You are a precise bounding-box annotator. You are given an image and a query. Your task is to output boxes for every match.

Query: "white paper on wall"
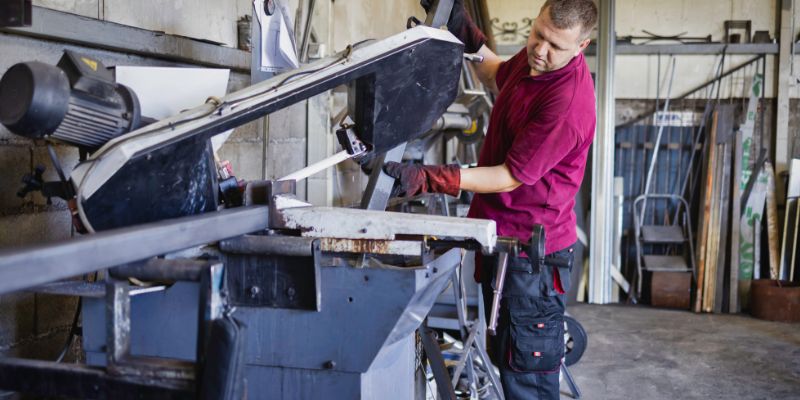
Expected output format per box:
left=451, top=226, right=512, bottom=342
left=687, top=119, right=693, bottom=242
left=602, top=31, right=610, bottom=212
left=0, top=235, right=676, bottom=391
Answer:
left=114, top=66, right=232, bottom=152
left=254, top=0, right=300, bottom=72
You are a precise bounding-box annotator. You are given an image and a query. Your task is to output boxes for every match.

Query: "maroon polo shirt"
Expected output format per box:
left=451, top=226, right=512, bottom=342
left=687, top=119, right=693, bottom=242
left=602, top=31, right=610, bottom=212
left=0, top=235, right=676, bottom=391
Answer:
left=468, top=49, right=596, bottom=262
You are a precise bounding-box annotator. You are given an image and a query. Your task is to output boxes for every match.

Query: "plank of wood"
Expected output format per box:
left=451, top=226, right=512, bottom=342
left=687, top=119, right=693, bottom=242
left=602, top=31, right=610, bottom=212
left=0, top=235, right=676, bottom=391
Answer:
left=704, top=141, right=723, bottom=313
left=694, top=110, right=719, bottom=313
left=729, top=132, right=743, bottom=313
left=784, top=199, right=798, bottom=280
left=714, top=141, right=732, bottom=313
left=791, top=203, right=800, bottom=282
left=765, top=161, right=780, bottom=281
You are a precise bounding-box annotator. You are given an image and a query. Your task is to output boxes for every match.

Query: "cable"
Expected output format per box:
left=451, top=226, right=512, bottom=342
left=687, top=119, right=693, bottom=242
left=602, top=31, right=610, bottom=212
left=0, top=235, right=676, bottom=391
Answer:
left=55, top=299, right=82, bottom=363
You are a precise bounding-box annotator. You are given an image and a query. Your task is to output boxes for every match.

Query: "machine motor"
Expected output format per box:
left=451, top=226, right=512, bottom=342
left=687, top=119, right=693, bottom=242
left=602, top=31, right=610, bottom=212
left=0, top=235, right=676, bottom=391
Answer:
left=0, top=50, right=142, bottom=150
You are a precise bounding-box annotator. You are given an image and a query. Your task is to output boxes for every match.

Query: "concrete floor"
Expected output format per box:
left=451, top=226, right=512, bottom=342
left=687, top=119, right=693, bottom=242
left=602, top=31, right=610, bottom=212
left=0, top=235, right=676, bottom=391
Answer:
left=563, top=305, right=800, bottom=400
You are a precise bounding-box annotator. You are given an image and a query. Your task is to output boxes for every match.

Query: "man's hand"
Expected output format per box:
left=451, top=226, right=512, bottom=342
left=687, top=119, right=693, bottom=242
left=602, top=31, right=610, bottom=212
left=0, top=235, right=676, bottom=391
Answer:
left=383, top=162, right=461, bottom=197
left=420, top=0, right=486, bottom=54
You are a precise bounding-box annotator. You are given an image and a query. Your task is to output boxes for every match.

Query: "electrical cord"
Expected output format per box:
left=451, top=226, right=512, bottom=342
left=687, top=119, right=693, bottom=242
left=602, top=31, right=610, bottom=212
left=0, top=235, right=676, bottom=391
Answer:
left=75, top=40, right=375, bottom=231
left=55, top=298, right=82, bottom=363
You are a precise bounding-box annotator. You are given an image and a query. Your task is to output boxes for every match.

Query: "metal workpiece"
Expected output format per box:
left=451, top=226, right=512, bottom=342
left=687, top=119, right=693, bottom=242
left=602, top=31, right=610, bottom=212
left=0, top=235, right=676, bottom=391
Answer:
left=0, top=206, right=269, bottom=296
left=318, top=238, right=425, bottom=257
left=221, top=234, right=426, bottom=257
left=72, top=26, right=463, bottom=230
left=275, top=206, right=497, bottom=253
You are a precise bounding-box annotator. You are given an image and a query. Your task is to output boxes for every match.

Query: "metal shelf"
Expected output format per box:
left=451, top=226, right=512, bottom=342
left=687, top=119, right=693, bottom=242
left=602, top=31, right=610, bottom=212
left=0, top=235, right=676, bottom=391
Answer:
left=497, top=42, right=779, bottom=57
left=0, top=6, right=249, bottom=72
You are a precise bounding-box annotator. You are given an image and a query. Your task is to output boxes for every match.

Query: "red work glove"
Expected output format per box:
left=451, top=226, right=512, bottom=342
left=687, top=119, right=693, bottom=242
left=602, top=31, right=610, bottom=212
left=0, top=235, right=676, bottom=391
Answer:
left=384, top=162, right=461, bottom=198
left=420, top=0, right=487, bottom=54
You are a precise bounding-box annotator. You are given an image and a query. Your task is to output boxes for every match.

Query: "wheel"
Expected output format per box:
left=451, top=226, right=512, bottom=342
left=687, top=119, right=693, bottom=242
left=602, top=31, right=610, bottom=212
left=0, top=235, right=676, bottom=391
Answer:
left=564, top=315, right=588, bottom=366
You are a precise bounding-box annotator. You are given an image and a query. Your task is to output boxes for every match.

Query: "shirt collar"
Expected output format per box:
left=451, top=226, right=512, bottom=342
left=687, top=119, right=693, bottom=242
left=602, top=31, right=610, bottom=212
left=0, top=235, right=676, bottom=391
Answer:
left=525, top=52, right=584, bottom=82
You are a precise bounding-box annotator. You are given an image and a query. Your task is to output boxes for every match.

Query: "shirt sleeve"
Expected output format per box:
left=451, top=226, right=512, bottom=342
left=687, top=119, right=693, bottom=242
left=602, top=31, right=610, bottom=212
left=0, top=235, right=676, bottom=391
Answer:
left=495, top=49, right=526, bottom=91
left=505, top=116, right=579, bottom=186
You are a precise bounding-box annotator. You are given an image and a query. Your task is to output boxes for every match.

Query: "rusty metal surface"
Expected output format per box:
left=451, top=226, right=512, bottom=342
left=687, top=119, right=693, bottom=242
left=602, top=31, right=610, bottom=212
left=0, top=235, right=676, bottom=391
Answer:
left=649, top=271, right=691, bottom=309
left=750, top=279, right=800, bottom=322
left=276, top=206, right=497, bottom=253
left=319, top=238, right=421, bottom=256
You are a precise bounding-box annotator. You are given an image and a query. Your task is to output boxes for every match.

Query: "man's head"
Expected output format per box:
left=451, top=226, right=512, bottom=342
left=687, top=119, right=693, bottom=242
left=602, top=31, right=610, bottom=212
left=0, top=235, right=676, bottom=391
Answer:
left=526, top=0, right=598, bottom=75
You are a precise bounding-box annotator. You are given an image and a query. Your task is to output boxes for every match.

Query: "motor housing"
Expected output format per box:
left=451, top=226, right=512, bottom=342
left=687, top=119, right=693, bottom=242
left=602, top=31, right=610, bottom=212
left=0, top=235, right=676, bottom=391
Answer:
left=0, top=50, right=142, bottom=150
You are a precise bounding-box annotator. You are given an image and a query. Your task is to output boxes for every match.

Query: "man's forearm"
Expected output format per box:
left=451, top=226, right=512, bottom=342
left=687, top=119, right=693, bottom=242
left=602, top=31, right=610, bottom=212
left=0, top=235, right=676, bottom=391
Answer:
left=460, top=163, right=522, bottom=193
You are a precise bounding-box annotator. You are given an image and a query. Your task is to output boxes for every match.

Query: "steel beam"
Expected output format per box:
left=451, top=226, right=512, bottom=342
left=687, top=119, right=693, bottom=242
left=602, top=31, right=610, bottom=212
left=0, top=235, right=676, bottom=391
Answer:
left=0, top=206, right=269, bottom=296
left=589, top=0, right=615, bottom=304
left=0, top=6, right=249, bottom=72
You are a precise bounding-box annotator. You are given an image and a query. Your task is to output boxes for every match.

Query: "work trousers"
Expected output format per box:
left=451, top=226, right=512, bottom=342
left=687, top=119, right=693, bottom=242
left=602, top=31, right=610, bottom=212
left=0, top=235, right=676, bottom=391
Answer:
left=481, top=246, right=574, bottom=400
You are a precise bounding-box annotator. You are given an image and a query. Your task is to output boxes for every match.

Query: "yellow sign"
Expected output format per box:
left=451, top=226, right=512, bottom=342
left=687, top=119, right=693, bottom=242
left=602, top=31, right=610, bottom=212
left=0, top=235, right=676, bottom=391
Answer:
left=81, top=57, right=98, bottom=71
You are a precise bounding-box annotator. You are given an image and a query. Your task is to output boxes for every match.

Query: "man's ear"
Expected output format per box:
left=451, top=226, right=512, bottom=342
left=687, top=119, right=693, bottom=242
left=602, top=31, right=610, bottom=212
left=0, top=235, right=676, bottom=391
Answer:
left=576, top=38, right=591, bottom=55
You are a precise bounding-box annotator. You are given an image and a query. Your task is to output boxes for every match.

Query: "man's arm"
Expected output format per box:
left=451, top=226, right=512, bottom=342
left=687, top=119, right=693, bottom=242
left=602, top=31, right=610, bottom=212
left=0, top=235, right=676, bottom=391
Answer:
left=460, top=163, right=522, bottom=193
left=383, top=161, right=522, bottom=197
left=472, top=45, right=504, bottom=95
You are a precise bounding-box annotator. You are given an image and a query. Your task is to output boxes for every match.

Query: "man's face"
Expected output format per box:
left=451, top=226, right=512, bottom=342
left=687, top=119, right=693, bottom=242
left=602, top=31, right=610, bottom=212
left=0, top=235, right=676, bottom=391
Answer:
left=526, top=7, right=590, bottom=75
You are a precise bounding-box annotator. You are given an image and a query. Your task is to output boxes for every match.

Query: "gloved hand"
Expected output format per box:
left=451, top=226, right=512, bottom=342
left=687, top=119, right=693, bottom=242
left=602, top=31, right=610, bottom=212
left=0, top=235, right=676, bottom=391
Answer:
left=384, top=162, right=461, bottom=197
left=420, top=0, right=487, bottom=53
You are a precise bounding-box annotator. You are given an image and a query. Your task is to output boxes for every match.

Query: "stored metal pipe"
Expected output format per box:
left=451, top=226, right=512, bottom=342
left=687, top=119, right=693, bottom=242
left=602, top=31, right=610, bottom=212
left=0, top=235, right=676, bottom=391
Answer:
left=219, top=235, right=316, bottom=257
left=110, top=259, right=218, bottom=282
left=0, top=206, right=270, bottom=296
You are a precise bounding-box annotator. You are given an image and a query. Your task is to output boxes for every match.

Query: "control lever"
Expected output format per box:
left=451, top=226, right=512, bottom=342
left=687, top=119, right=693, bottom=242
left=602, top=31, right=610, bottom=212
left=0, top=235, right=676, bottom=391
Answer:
left=487, top=224, right=545, bottom=336
left=16, top=164, right=74, bottom=204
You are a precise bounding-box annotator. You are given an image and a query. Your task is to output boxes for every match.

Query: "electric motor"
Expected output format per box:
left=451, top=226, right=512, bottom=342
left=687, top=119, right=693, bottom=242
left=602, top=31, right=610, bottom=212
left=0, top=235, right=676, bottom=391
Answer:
left=0, top=51, right=142, bottom=150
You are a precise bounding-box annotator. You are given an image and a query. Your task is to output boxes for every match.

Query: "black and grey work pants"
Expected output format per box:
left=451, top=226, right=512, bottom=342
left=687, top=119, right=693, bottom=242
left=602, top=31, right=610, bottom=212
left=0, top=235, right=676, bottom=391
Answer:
left=481, top=246, right=574, bottom=400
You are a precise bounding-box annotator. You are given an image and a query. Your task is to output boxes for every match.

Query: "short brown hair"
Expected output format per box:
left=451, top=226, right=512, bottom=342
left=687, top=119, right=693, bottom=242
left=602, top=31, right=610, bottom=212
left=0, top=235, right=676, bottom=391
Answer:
left=541, top=0, right=598, bottom=39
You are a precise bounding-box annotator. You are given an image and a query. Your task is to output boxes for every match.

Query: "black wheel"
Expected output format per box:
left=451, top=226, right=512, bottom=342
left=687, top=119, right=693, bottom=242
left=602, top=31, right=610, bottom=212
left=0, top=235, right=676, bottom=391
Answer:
left=564, top=315, right=588, bottom=366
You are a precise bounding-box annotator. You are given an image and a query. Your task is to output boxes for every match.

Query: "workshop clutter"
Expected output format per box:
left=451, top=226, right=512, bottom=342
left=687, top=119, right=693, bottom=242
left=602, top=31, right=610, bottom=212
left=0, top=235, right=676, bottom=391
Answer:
left=616, top=54, right=799, bottom=318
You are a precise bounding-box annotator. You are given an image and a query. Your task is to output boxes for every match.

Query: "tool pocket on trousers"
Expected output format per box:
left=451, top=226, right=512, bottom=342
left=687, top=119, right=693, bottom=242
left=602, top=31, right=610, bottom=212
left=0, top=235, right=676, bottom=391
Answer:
left=543, top=247, right=574, bottom=296
left=507, top=309, right=564, bottom=373
left=504, top=258, right=542, bottom=298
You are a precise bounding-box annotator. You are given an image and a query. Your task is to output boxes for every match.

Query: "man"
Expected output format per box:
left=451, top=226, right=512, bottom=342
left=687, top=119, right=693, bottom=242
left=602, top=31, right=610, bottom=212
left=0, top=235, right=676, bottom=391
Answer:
left=385, top=0, right=597, bottom=398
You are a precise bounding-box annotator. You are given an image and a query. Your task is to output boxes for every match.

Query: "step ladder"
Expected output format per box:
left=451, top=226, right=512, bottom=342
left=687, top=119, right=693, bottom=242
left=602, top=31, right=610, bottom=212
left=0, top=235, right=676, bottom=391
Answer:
left=633, top=194, right=696, bottom=300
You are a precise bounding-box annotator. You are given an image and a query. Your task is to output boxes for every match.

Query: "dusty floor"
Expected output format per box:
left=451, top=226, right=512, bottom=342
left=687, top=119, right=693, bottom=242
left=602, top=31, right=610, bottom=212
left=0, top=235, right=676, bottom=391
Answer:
left=563, top=304, right=800, bottom=400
